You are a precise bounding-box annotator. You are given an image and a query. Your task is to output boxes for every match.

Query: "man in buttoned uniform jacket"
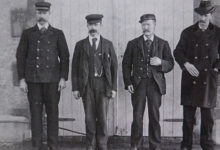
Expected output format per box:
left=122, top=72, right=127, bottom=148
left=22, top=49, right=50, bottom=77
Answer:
left=173, top=1, right=220, bottom=150
left=16, top=2, right=69, bottom=150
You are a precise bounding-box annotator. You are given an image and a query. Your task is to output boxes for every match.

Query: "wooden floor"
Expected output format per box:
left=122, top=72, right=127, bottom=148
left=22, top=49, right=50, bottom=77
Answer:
left=0, top=139, right=220, bottom=150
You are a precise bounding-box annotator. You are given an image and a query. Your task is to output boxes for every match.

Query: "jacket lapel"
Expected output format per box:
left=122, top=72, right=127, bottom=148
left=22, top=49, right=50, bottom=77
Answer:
left=83, top=37, right=90, bottom=56
left=152, top=35, right=159, bottom=56
left=137, top=36, right=145, bottom=58
left=100, top=36, right=107, bottom=61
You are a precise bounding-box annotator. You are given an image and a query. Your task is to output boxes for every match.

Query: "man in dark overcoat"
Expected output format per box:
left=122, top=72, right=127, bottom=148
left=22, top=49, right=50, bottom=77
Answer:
left=122, top=14, right=174, bottom=150
left=16, top=2, right=69, bottom=150
left=173, top=1, right=220, bottom=150
left=71, top=14, right=118, bottom=150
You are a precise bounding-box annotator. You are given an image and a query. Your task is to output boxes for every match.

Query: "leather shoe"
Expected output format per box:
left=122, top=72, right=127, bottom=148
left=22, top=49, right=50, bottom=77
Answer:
left=181, top=147, right=188, bottom=150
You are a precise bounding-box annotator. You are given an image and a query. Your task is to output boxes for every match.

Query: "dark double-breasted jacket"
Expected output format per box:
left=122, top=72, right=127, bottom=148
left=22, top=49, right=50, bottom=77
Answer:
left=71, top=36, right=118, bottom=95
left=122, top=35, right=174, bottom=95
left=174, top=22, right=220, bottom=108
left=16, top=24, right=70, bottom=83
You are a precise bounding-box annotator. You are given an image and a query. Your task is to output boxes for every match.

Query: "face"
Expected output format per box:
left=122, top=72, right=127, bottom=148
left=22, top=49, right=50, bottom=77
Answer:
left=87, top=22, right=102, bottom=37
left=36, top=10, right=50, bottom=25
left=141, top=20, right=156, bottom=37
left=198, top=13, right=212, bottom=28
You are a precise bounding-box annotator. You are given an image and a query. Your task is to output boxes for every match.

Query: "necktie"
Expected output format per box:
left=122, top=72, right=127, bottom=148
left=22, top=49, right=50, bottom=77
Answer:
left=145, top=39, right=152, bottom=49
left=92, top=38, right=97, bottom=50
left=40, top=27, right=47, bottom=34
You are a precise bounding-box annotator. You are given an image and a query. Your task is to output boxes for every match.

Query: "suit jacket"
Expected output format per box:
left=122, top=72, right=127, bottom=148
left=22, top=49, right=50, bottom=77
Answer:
left=72, top=36, right=118, bottom=95
left=122, top=35, right=174, bottom=95
left=174, top=22, right=220, bottom=108
left=16, top=24, right=70, bottom=83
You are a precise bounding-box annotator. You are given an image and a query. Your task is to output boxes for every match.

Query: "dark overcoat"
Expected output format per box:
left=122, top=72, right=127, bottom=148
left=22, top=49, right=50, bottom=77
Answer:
left=122, top=35, right=174, bottom=95
left=16, top=24, right=70, bottom=83
left=174, top=22, right=220, bottom=108
left=71, top=36, right=118, bottom=95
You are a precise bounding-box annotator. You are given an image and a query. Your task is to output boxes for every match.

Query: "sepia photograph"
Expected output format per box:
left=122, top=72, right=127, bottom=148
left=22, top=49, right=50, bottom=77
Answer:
left=0, top=0, right=220, bottom=150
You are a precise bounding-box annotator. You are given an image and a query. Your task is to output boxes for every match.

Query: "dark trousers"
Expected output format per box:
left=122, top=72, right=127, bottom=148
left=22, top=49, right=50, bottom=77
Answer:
left=131, top=78, right=162, bottom=150
left=82, top=77, right=110, bottom=150
left=27, top=83, right=60, bottom=148
left=181, top=106, right=214, bottom=150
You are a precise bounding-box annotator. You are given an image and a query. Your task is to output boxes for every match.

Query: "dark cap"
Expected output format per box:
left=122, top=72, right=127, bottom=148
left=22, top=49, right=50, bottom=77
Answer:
left=194, top=0, right=215, bottom=15
left=139, top=14, right=156, bottom=23
left=85, top=14, right=103, bottom=24
left=35, top=2, right=51, bottom=11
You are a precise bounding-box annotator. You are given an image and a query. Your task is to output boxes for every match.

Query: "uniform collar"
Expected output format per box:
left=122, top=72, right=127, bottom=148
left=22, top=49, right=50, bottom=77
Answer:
left=143, top=34, right=154, bottom=42
left=89, top=34, right=101, bottom=46
left=37, top=22, right=49, bottom=30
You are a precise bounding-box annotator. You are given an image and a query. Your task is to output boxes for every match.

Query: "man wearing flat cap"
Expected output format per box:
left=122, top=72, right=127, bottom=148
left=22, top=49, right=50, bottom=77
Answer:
left=16, top=2, right=69, bottom=150
left=174, top=0, right=220, bottom=150
left=72, top=14, right=118, bottom=150
left=122, top=14, right=174, bottom=150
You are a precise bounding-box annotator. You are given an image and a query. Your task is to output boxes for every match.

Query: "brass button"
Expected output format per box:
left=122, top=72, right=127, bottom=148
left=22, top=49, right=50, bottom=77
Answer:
left=195, top=44, right=198, bottom=47
left=47, top=49, right=50, bottom=52
left=36, top=57, right=39, bottom=60
left=46, top=57, right=49, bottom=60
left=37, top=48, right=40, bottom=52
left=205, top=43, right=209, bottom=46
left=46, top=65, right=49, bottom=68
left=193, top=81, right=196, bottom=84
left=205, top=56, right=209, bottom=59
left=48, top=41, right=50, bottom=44
left=204, top=68, right=208, bottom=72
left=138, top=76, right=141, bottom=79
left=37, top=40, right=40, bottom=43
left=204, top=82, right=207, bottom=85
left=194, top=56, right=198, bottom=59
left=140, top=67, right=143, bottom=70
left=36, top=65, right=39, bottom=68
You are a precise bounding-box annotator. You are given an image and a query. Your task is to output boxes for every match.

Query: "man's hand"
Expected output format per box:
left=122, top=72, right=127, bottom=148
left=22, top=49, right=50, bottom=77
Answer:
left=184, top=62, right=199, bottom=77
left=19, top=78, right=28, bottom=93
left=128, top=85, right=134, bottom=94
left=150, top=57, right=162, bottom=66
left=111, top=90, right=117, bottom=98
left=58, top=78, right=66, bottom=91
left=73, top=91, right=81, bottom=100
left=214, top=68, right=218, bottom=72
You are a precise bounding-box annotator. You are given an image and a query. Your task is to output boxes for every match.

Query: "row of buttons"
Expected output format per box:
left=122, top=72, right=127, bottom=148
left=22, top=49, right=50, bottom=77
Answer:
left=195, top=43, right=209, bottom=47
left=36, top=65, right=50, bottom=68
left=193, top=81, right=207, bottom=85
left=194, top=56, right=209, bottom=59
left=37, top=40, right=51, bottom=44
left=37, top=48, right=50, bottom=52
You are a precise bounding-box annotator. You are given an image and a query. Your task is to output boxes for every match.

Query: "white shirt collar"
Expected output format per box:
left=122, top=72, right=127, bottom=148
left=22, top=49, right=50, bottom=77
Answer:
left=143, top=34, right=154, bottom=42
left=37, top=22, right=49, bottom=30
left=198, top=23, right=208, bottom=31
left=89, top=34, right=101, bottom=48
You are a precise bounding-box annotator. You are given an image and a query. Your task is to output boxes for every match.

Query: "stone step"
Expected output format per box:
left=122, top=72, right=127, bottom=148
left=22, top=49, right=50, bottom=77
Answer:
left=0, top=115, right=30, bottom=143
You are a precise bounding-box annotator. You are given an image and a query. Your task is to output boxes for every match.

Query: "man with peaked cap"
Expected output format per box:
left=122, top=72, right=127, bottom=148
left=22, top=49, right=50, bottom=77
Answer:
left=71, top=14, right=118, bottom=150
left=122, top=14, right=174, bottom=150
left=16, top=2, right=69, bottom=150
left=174, top=0, right=220, bottom=150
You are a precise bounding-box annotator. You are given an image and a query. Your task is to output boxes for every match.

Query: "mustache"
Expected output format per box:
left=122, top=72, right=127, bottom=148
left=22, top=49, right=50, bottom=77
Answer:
left=38, top=17, right=46, bottom=22
left=199, top=20, right=206, bottom=23
left=89, top=29, right=97, bottom=34
left=143, top=29, right=150, bottom=33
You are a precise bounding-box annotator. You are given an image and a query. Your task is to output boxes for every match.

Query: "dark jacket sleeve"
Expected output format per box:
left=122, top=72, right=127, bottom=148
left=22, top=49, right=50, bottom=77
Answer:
left=122, top=41, right=133, bottom=89
left=173, top=31, right=189, bottom=70
left=213, top=30, right=220, bottom=70
left=71, top=42, right=81, bottom=91
left=16, top=30, right=28, bottom=80
left=159, top=41, right=174, bottom=73
left=58, top=30, right=70, bottom=80
left=109, top=42, right=118, bottom=91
